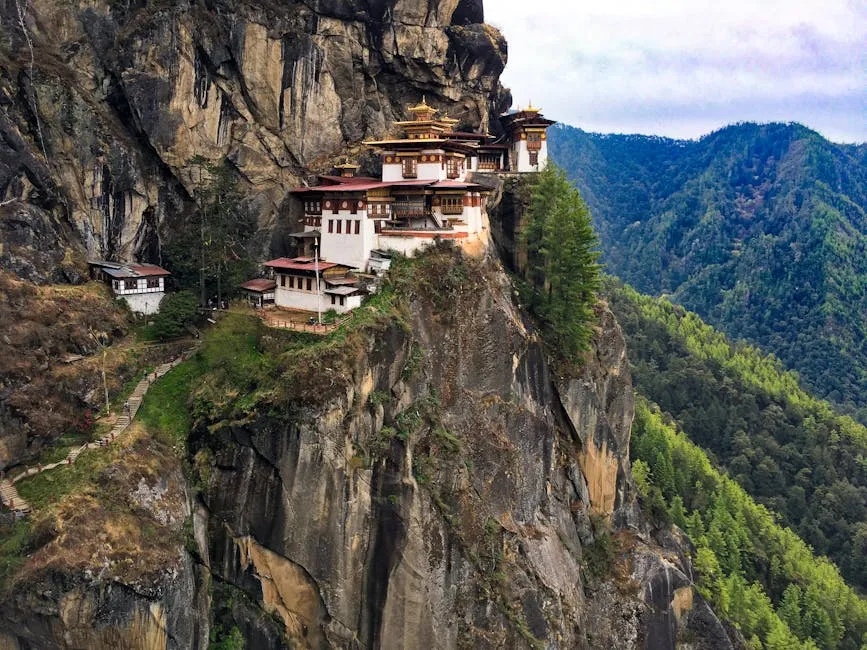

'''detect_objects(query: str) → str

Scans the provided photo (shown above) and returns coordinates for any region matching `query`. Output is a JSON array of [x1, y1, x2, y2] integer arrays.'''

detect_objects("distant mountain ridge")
[[550, 122, 867, 421]]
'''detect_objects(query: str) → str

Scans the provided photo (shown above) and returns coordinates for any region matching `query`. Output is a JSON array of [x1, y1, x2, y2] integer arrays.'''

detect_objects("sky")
[[484, 0, 866, 143]]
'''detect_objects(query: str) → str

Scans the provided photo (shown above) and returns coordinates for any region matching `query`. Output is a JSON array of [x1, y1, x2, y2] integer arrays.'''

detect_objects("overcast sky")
[[485, 1, 866, 143]]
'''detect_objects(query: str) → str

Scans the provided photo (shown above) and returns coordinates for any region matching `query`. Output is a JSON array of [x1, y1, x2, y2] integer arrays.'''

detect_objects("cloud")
[[486, 0, 866, 143]]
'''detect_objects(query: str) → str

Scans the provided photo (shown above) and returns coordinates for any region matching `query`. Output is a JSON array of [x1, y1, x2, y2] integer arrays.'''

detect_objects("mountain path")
[[0, 351, 193, 515]]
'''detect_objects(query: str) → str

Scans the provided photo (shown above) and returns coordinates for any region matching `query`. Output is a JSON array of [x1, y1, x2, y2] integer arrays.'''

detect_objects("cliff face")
[[189, 250, 733, 648], [0, 2, 738, 646], [1, 248, 736, 649], [0, 0, 508, 281]]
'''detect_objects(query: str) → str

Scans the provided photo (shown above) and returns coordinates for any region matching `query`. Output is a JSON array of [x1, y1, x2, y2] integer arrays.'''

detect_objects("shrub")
[[152, 291, 199, 340]]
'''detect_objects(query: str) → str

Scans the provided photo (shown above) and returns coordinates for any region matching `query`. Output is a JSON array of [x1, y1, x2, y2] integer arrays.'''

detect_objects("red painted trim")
[[379, 230, 469, 239]]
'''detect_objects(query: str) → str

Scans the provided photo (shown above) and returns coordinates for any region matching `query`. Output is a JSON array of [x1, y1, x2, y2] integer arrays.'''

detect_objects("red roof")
[[429, 180, 482, 190], [127, 263, 170, 277], [292, 179, 434, 193], [264, 257, 343, 272], [291, 179, 484, 195], [240, 278, 277, 292], [318, 175, 380, 185]]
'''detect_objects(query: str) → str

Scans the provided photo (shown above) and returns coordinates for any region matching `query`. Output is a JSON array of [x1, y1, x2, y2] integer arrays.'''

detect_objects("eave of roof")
[[240, 279, 277, 292], [265, 257, 345, 272]]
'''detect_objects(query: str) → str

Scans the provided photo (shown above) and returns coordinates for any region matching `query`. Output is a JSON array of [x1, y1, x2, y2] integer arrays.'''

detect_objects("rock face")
[[187, 249, 734, 649], [0, 1, 737, 646], [0, 257, 736, 649], [0, 0, 508, 279]]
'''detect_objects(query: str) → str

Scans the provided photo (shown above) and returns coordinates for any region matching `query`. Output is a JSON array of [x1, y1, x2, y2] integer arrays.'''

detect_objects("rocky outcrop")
[[0, 427, 211, 649], [0, 249, 736, 649], [188, 248, 734, 649], [0, 0, 508, 275]]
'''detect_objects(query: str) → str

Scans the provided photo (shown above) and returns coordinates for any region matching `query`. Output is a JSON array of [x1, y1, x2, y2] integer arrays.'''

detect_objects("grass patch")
[[138, 359, 203, 452], [15, 442, 110, 513], [0, 519, 31, 587]]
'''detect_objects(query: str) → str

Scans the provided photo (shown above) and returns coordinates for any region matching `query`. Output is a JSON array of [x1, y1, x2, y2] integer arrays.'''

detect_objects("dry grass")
[[0, 272, 188, 468], [8, 423, 186, 590]]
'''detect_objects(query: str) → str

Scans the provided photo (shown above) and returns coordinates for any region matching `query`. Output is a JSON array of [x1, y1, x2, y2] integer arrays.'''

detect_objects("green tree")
[[152, 291, 198, 340], [163, 157, 255, 304], [520, 164, 601, 359]]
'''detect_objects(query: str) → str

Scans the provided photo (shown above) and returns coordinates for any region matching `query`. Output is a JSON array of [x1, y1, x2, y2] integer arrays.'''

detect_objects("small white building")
[[264, 257, 366, 314], [89, 261, 170, 315]]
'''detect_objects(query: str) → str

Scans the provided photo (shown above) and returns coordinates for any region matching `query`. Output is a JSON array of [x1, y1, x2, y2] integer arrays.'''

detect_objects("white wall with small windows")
[[319, 204, 378, 271], [325, 292, 364, 313], [511, 137, 548, 172], [273, 273, 361, 313], [274, 273, 326, 312]]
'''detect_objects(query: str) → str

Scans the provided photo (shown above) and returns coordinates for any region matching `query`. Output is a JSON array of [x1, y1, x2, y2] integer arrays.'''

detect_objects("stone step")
[[3, 348, 194, 517]]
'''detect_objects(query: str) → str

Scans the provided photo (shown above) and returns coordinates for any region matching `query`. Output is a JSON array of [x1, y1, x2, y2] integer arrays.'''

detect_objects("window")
[[147, 277, 161, 289], [288, 276, 294, 289], [529, 152, 539, 166], [345, 219, 351, 233], [402, 158, 417, 179], [339, 297, 345, 306], [336, 220, 342, 234], [440, 197, 464, 215], [280, 275, 286, 287], [306, 278, 312, 291], [328, 219, 334, 233], [527, 132, 543, 151], [124, 279, 137, 291], [375, 220, 382, 234], [331, 295, 336, 305], [113, 280, 119, 291], [354, 220, 360, 235], [446, 158, 460, 179]]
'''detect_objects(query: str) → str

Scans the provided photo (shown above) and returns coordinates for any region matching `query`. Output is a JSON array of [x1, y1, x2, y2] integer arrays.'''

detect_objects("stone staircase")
[[0, 352, 192, 516]]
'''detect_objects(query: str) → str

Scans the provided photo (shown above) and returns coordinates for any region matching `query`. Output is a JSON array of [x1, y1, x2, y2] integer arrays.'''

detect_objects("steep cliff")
[[0, 2, 739, 647], [1, 248, 737, 649], [0, 0, 508, 281]]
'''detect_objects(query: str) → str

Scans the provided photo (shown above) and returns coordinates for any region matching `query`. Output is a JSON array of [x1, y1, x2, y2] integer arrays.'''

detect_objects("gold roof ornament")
[[408, 96, 437, 119], [524, 101, 540, 113]]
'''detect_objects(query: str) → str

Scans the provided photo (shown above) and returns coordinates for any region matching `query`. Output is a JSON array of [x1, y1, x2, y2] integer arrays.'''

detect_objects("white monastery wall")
[[121, 291, 165, 316]]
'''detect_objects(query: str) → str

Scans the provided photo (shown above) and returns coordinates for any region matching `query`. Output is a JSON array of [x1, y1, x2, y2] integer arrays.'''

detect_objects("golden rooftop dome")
[[524, 101, 541, 113], [408, 96, 437, 114]]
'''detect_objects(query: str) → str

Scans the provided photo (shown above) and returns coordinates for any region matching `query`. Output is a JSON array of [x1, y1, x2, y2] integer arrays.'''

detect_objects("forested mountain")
[[631, 399, 867, 650], [550, 124, 867, 421], [605, 279, 867, 593]]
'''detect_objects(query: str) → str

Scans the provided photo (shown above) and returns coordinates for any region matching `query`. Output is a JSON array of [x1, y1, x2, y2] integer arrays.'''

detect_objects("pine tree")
[[520, 164, 601, 359]]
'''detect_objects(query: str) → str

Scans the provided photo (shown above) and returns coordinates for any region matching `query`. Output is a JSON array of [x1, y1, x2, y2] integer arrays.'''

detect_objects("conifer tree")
[[520, 164, 601, 359]]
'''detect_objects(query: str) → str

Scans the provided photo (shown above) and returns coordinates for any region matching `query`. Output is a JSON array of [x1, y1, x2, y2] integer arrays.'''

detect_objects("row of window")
[[114, 278, 161, 291], [327, 219, 362, 235], [280, 275, 314, 291], [278, 275, 348, 305], [398, 158, 464, 179]]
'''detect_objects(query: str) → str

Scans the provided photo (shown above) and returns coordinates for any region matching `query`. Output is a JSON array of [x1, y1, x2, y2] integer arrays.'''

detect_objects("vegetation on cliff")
[[518, 164, 601, 360], [606, 279, 867, 591], [550, 123, 867, 422], [632, 400, 867, 650]]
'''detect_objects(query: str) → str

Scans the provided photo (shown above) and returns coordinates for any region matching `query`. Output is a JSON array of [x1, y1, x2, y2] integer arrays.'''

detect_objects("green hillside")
[[632, 398, 867, 650], [605, 279, 867, 592], [550, 123, 867, 421]]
